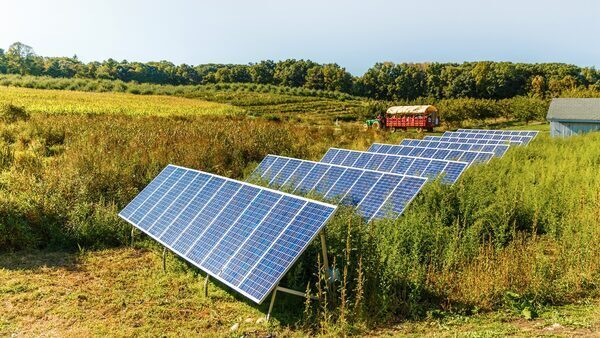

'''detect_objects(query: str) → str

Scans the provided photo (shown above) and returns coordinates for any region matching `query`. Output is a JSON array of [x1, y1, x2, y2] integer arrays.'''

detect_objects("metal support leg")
[[266, 287, 278, 322], [131, 226, 135, 246], [320, 231, 331, 284], [162, 247, 167, 272], [204, 275, 210, 297]]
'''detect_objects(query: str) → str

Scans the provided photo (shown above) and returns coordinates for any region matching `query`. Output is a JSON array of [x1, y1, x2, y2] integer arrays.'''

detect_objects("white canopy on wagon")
[[386, 105, 437, 115]]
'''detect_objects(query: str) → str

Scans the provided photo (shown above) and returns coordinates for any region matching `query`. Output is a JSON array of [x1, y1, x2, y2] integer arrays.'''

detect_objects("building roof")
[[387, 105, 437, 115], [547, 98, 600, 122]]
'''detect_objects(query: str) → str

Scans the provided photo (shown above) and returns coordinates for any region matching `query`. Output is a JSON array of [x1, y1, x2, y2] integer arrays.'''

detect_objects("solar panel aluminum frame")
[[119, 164, 338, 304], [321, 147, 469, 184], [252, 155, 428, 223]]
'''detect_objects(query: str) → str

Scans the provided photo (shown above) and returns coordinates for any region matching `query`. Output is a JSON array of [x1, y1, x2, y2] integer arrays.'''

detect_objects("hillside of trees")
[[1, 42, 599, 101]]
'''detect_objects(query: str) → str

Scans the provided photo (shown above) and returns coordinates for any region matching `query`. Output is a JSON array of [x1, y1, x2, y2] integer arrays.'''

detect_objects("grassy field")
[[1, 247, 598, 337], [0, 74, 367, 122], [0, 86, 244, 117], [1, 82, 599, 335]]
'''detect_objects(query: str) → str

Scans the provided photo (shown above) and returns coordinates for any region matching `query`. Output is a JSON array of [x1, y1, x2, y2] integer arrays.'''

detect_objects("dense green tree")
[[305, 66, 325, 90], [322, 64, 352, 92], [249, 60, 275, 84], [274, 59, 315, 87], [1, 42, 599, 99], [6, 42, 43, 75], [0, 49, 6, 74]]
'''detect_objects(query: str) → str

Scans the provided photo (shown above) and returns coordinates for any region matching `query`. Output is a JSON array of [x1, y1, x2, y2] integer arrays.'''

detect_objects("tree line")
[[1, 42, 598, 100]]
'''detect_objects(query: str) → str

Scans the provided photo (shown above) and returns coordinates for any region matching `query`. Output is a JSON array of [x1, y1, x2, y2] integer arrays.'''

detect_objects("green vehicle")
[[364, 117, 383, 129]]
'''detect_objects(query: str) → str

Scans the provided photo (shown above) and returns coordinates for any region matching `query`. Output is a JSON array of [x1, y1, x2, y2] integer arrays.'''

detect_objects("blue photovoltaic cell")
[[380, 141, 509, 159], [397, 147, 412, 156], [261, 157, 288, 182], [422, 160, 447, 178], [430, 149, 449, 159], [391, 157, 415, 175], [250, 156, 277, 181], [330, 149, 349, 164], [119, 165, 176, 220], [128, 168, 186, 224], [138, 170, 199, 235], [443, 131, 532, 144], [370, 143, 496, 163], [423, 136, 512, 145], [313, 166, 346, 195], [457, 129, 539, 140], [378, 156, 400, 172], [321, 148, 468, 184], [295, 163, 330, 193], [146, 171, 201, 237], [443, 162, 469, 184], [271, 159, 301, 186], [475, 152, 494, 163], [352, 153, 374, 168], [282, 161, 315, 188], [340, 171, 382, 206], [374, 176, 426, 219], [238, 203, 333, 299], [251, 154, 429, 222], [119, 164, 336, 305], [445, 150, 463, 161], [367, 144, 382, 153], [408, 147, 426, 157], [406, 158, 430, 176], [200, 190, 280, 273], [173, 180, 240, 254], [186, 185, 259, 263], [154, 173, 211, 243], [159, 176, 222, 246], [357, 174, 402, 220], [220, 196, 305, 286], [340, 151, 361, 167], [324, 168, 363, 201], [320, 148, 338, 163], [460, 152, 478, 164], [364, 153, 386, 171], [421, 148, 438, 158]]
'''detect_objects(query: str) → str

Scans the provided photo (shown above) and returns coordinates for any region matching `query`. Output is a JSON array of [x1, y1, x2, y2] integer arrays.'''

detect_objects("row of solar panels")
[[117, 128, 538, 305], [437, 129, 538, 145], [245, 129, 539, 242]]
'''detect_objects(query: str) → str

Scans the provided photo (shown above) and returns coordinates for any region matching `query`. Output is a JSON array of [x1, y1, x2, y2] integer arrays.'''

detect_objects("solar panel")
[[443, 131, 533, 145], [320, 148, 468, 184], [251, 155, 427, 222], [457, 129, 539, 138], [368, 143, 495, 163], [423, 135, 522, 145], [119, 164, 337, 304], [395, 139, 509, 157]]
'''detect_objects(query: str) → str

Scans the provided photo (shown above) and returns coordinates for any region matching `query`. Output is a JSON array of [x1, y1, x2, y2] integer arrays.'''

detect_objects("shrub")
[[0, 103, 30, 123]]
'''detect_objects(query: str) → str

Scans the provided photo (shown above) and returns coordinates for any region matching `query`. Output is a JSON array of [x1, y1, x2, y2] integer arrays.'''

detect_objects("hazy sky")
[[1, 0, 599, 75]]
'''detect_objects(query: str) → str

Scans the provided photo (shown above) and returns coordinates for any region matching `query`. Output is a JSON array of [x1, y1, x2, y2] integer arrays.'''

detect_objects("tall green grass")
[[0, 110, 598, 334], [288, 132, 600, 333], [0, 114, 377, 249]]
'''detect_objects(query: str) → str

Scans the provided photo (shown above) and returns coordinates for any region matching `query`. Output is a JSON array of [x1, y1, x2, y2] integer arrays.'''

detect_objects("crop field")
[[0, 86, 244, 117], [1, 83, 599, 336], [0, 75, 366, 122]]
